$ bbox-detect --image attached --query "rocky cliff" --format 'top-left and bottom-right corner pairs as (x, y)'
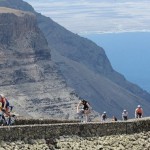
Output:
(0, 7), (80, 119)
(0, 0), (150, 118)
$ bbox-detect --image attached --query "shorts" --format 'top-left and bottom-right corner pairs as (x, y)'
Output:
(136, 113), (142, 118)
(84, 109), (90, 114)
(123, 116), (128, 120)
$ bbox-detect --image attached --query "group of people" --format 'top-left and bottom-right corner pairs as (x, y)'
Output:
(122, 105), (143, 120)
(0, 95), (144, 124)
(77, 99), (144, 123)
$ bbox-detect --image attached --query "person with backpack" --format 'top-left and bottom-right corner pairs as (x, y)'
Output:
(135, 105), (143, 118)
(122, 109), (128, 121)
(77, 99), (91, 122)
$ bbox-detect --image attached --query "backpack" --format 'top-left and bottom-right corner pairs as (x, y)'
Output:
(102, 114), (107, 119)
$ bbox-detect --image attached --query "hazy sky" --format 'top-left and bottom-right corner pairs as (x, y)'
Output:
(24, 0), (150, 35)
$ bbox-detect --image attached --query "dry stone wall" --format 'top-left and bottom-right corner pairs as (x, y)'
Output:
(0, 118), (150, 142)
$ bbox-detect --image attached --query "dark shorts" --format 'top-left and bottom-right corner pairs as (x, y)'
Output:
(136, 113), (142, 118)
(123, 116), (128, 120)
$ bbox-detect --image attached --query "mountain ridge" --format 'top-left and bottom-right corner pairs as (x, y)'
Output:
(0, 7), (80, 119)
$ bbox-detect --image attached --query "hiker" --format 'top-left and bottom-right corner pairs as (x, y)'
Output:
(101, 111), (107, 122)
(135, 105), (143, 118)
(0, 94), (11, 117)
(122, 109), (128, 121)
(77, 99), (91, 122)
(112, 116), (117, 121)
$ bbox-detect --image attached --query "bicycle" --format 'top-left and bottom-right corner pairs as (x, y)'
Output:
(0, 106), (16, 126)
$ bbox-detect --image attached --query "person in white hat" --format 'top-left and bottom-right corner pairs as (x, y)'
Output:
(135, 105), (143, 118)
(101, 111), (107, 122)
(122, 109), (128, 121)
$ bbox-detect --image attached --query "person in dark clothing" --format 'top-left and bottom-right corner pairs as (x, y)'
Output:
(122, 110), (128, 121)
(101, 111), (107, 122)
(77, 99), (91, 122)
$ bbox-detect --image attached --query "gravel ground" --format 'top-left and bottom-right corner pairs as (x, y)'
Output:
(0, 131), (150, 150)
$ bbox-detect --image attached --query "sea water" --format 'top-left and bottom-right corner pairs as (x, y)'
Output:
(84, 32), (150, 93)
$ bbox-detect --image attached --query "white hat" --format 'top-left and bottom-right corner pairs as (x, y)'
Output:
(123, 110), (126, 112)
(103, 111), (106, 114)
(137, 105), (141, 108)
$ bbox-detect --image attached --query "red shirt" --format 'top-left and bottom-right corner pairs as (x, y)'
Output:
(0, 97), (6, 104)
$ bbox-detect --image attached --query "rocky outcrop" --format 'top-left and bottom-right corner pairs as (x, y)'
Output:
(0, 132), (150, 150)
(0, 7), (36, 45)
(55, 132), (150, 150)
(0, 7), (80, 119)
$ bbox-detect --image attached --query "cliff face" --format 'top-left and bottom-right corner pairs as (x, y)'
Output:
(0, 7), (79, 119)
(0, 0), (150, 118)
(0, 9), (36, 45)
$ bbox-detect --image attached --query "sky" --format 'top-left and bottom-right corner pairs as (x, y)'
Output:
(24, 0), (150, 35)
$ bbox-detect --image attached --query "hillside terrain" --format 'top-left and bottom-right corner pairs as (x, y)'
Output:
(0, 7), (80, 119)
(0, 0), (150, 118)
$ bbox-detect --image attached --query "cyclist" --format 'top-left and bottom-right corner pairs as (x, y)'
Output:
(122, 110), (128, 121)
(77, 99), (91, 122)
(0, 94), (11, 117)
(135, 105), (143, 118)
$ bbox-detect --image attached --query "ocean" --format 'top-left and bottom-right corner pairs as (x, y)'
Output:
(84, 32), (150, 93)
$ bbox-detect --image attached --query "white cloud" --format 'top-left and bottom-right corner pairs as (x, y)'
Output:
(24, 0), (150, 35)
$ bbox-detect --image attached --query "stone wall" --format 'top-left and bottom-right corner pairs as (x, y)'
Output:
(14, 118), (79, 125)
(0, 117), (150, 142)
